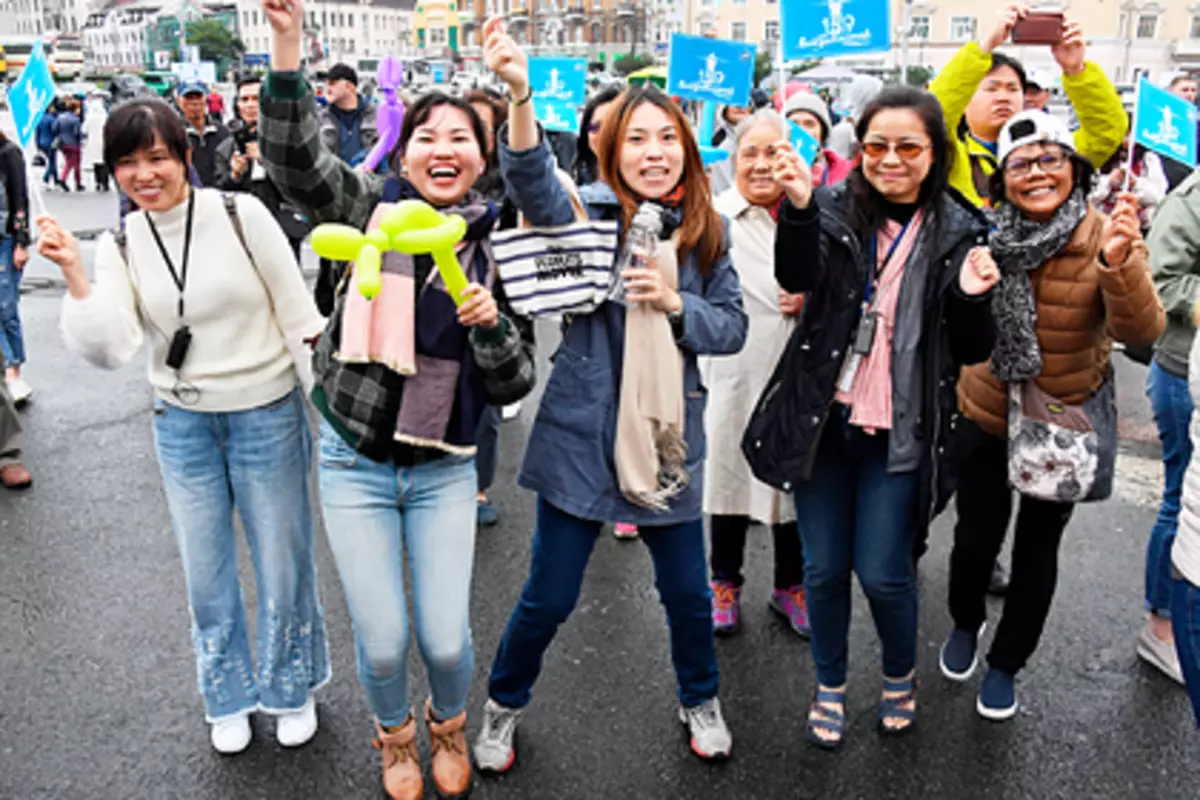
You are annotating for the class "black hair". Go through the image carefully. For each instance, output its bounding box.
[988,145,1095,206]
[236,75,262,93]
[573,85,622,186]
[849,86,953,234]
[988,52,1027,91]
[103,98,190,173]
[327,62,358,86]
[393,92,486,171]
[1170,74,1197,90]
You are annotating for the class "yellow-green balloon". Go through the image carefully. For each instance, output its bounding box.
[310,224,365,261]
[356,244,382,299]
[386,200,471,305]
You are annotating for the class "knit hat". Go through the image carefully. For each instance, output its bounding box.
[782,91,833,143]
[997,110,1074,164]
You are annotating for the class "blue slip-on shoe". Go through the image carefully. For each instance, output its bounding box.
[977,668,1018,721]
[940,623,986,682]
[477,500,499,527]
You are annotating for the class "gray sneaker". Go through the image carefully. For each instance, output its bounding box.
[1137,618,1185,685]
[678,697,732,760]
[473,698,521,773]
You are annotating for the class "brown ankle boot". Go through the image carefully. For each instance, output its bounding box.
[426,699,471,798]
[373,716,423,800]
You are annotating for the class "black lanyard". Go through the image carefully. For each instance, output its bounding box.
[864,218,911,307]
[145,189,195,319]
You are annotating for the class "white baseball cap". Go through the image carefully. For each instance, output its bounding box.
[1024,68,1058,91]
[997,110,1075,164]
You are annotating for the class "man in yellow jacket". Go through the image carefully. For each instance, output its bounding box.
[931,4,1127,209]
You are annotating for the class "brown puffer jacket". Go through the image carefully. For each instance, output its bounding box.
[958,207,1165,439]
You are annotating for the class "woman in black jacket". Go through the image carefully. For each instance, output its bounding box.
[745,87,998,748]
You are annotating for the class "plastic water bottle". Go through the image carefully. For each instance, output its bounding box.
[609,202,664,307]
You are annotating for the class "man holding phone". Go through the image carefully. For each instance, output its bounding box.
[929,4,1126,209]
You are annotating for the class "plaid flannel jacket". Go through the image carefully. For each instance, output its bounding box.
[260,71,536,457]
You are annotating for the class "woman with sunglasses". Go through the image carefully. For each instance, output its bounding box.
[475,19,747,770]
[574,86,623,190]
[940,111,1163,721]
[750,87,999,748]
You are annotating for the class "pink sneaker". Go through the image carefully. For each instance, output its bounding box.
[711,580,741,636]
[769,585,811,638]
[613,522,639,539]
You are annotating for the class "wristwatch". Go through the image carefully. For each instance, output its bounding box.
[667,304,685,339]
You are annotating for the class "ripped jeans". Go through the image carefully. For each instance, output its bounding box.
[152,387,330,721]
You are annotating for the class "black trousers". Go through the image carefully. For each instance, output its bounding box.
[92,163,110,191]
[948,419,1074,675]
[709,514,805,591]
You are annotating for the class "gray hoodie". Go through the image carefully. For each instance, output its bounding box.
[826,75,883,160]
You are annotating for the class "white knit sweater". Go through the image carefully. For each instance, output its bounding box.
[60,189,325,413]
[1174,334,1200,586]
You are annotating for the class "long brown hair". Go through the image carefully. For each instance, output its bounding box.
[597,87,724,275]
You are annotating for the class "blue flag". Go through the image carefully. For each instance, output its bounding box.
[1133,78,1198,167]
[667,33,755,108]
[11,41,56,150]
[536,101,578,134]
[529,57,587,108]
[789,121,821,167]
[780,0,892,61]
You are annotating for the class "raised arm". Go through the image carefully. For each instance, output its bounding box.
[1053,20,1128,169]
[259,0,383,229]
[929,6,1024,140]
[771,140,823,294]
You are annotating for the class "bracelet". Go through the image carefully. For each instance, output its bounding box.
[513,86,533,107]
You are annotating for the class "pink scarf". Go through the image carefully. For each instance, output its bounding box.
[835,211,925,433]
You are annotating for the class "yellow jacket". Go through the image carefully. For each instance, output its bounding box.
[930,41,1128,208]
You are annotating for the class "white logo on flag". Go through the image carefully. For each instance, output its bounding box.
[795,0,873,50]
[22,81,49,142]
[541,68,574,102]
[1142,103,1193,158]
[676,52,733,100]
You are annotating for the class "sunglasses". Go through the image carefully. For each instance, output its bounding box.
[588,121,604,134]
[861,141,929,160]
[1004,149,1069,177]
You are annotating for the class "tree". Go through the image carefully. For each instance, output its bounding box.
[754,51,773,87]
[612,53,655,77]
[185,18,245,65]
[904,65,934,88]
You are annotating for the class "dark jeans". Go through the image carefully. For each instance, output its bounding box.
[40,147,59,185]
[92,163,110,191]
[1171,577,1200,727]
[488,497,719,709]
[474,404,501,495]
[1147,362,1193,617]
[792,411,920,687]
[709,514,804,590]
[948,418,1074,675]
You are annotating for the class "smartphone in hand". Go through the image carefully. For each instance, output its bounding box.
[1011,12,1065,45]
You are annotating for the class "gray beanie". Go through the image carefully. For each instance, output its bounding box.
[782,92,833,143]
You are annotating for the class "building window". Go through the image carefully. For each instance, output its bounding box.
[1191,15,1200,39]
[349,38,355,51]
[242,10,249,27]
[949,15,975,41]
[764,19,778,40]
[1136,14,1157,39]
[430,26,446,44]
[910,14,929,40]
[730,20,746,40]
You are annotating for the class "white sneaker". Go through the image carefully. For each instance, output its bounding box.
[678,697,732,760]
[1137,618,1185,685]
[6,377,32,407]
[473,698,521,773]
[501,402,522,421]
[210,713,252,754]
[276,697,318,747]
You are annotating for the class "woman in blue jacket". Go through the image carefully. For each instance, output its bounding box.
[473,20,748,771]
[35,102,66,191]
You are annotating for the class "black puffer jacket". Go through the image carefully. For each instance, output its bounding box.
[743,182,993,533]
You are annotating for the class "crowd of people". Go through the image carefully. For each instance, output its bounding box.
[4,0,1200,797]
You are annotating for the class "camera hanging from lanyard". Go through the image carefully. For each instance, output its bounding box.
[837,220,911,395]
[147,189,196,372]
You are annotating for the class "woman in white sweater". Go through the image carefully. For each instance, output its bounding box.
[1172,314,1200,726]
[36,98,330,755]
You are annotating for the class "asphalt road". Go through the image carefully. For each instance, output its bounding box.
[2,196,1199,799]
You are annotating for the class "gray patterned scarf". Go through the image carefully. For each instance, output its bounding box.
[988,188,1089,382]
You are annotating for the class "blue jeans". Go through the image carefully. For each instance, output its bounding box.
[1148,362,1194,617]
[488,497,719,709]
[152,388,329,721]
[1172,578,1200,726]
[792,412,920,687]
[0,237,24,368]
[40,147,58,185]
[475,404,501,494]
[317,419,477,726]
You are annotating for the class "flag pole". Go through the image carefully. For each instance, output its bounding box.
[1122,78,1141,195]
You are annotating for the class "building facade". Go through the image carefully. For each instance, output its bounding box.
[235,0,414,68]
[452,0,657,64]
[0,0,89,37]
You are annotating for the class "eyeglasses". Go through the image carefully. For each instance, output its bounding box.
[861,141,929,160]
[1004,150,1069,177]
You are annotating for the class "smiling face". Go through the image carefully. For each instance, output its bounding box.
[400,104,486,207]
[735,119,784,207]
[965,65,1023,142]
[617,101,685,200]
[1003,142,1073,220]
[860,107,933,204]
[112,132,189,212]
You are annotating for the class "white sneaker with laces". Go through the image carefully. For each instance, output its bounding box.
[473,698,521,773]
[1137,618,1185,685]
[276,696,318,747]
[678,697,732,760]
[7,377,32,407]
[210,713,252,754]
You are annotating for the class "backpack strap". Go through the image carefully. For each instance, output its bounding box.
[222,192,255,265]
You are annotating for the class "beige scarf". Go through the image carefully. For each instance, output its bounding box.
[615,236,688,511]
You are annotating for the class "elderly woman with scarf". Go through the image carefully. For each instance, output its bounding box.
[473,19,747,771]
[259,3,536,799]
[705,109,808,639]
[940,111,1164,722]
